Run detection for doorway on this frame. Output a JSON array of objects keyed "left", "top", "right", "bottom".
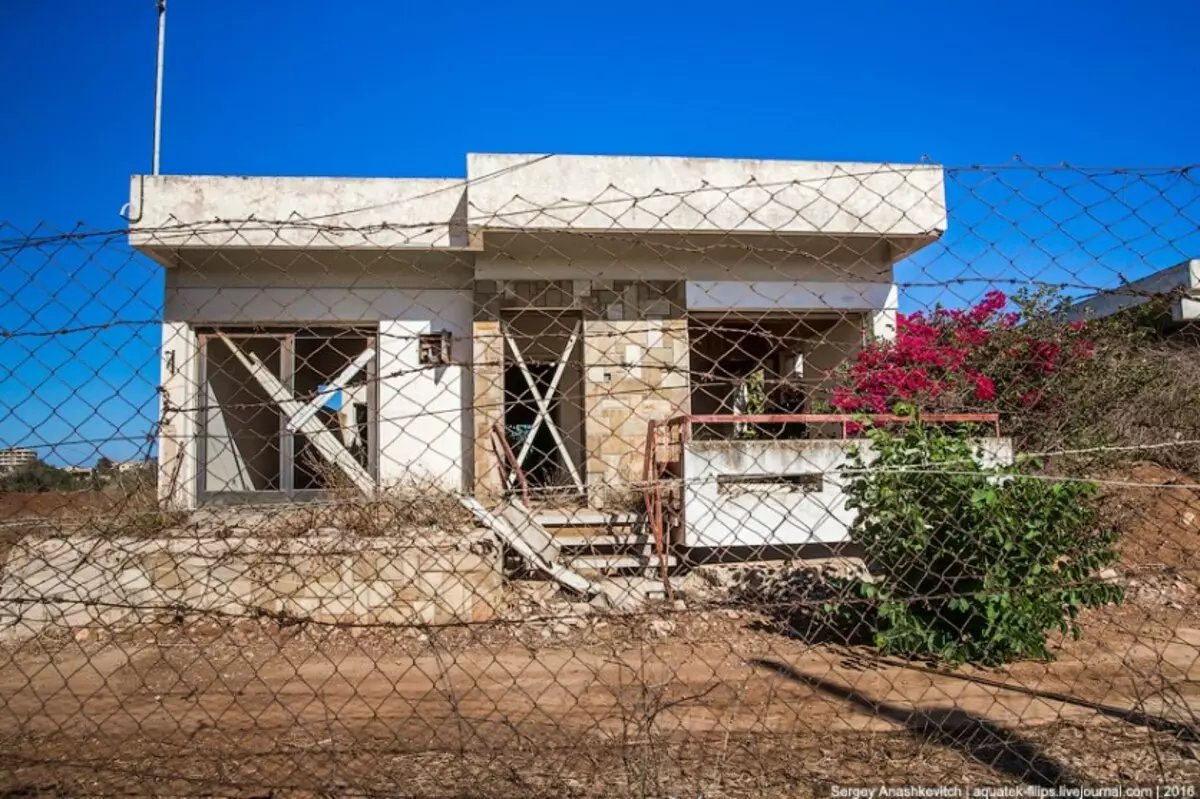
[{"left": 500, "top": 311, "right": 586, "bottom": 496}]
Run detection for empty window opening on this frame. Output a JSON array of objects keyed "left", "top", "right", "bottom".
[
  {"left": 198, "top": 326, "right": 377, "bottom": 502},
  {"left": 292, "top": 330, "right": 375, "bottom": 491},
  {"left": 688, "top": 315, "right": 860, "bottom": 440},
  {"left": 202, "top": 335, "right": 285, "bottom": 493}
]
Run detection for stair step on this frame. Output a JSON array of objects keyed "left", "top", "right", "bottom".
[
  {"left": 534, "top": 511, "right": 639, "bottom": 528},
  {"left": 552, "top": 534, "right": 653, "bottom": 549},
  {"left": 568, "top": 554, "right": 678, "bottom": 571}
]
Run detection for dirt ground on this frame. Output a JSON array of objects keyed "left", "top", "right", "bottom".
[
  {"left": 2, "top": 464, "right": 1200, "bottom": 796},
  {"left": 3, "top": 590, "right": 1200, "bottom": 798},
  {"left": 1100, "top": 463, "right": 1200, "bottom": 570}
]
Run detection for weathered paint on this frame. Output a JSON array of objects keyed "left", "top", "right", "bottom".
[{"left": 681, "top": 438, "right": 1014, "bottom": 548}]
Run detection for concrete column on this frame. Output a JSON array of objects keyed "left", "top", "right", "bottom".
[
  {"left": 159, "top": 322, "right": 198, "bottom": 509},
  {"left": 583, "top": 319, "right": 689, "bottom": 507},
  {"left": 472, "top": 321, "right": 505, "bottom": 500},
  {"left": 377, "top": 320, "right": 467, "bottom": 491}
]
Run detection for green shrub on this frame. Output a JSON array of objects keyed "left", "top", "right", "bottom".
[
  {"left": 839, "top": 417, "right": 1123, "bottom": 665},
  {"left": 0, "top": 461, "right": 84, "bottom": 493}
]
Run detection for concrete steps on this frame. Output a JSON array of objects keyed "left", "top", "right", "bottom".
[
  {"left": 534, "top": 509, "right": 675, "bottom": 577},
  {"left": 548, "top": 533, "right": 650, "bottom": 549},
  {"left": 568, "top": 553, "right": 678, "bottom": 575},
  {"left": 533, "top": 511, "right": 639, "bottom": 528}
]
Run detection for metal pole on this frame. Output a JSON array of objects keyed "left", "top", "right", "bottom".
[{"left": 152, "top": 0, "right": 167, "bottom": 175}]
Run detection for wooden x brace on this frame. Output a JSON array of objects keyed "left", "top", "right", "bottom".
[
  {"left": 503, "top": 321, "right": 585, "bottom": 492},
  {"left": 287, "top": 347, "right": 376, "bottom": 433},
  {"left": 216, "top": 333, "right": 375, "bottom": 494}
]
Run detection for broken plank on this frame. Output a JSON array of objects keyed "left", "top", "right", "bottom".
[
  {"left": 288, "top": 347, "right": 376, "bottom": 432},
  {"left": 458, "top": 495, "right": 598, "bottom": 597}
]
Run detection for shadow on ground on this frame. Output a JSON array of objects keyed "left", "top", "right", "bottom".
[
  {"left": 876, "top": 654, "right": 1200, "bottom": 744},
  {"left": 750, "top": 657, "right": 1077, "bottom": 787}
]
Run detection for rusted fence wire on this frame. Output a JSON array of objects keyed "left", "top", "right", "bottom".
[{"left": 1, "top": 160, "right": 1200, "bottom": 796}]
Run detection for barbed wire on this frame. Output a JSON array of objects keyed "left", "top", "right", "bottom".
[{"left": 3, "top": 163, "right": 1200, "bottom": 795}]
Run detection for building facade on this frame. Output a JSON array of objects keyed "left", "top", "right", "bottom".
[
  {"left": 128, "top": 153, "right": 948, "bottom": 514},
  {"left": 0, "top": 448, "right": 37, "bottom": 473}
]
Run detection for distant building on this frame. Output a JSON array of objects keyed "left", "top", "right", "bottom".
[
  {"left": 1066, "top": 258, "right": 1200, "bottom": 329},
  {"left": 65, "top": 466, "right": 93, "bottom": 477},
  {"left": 0, "top": 448, "right": 37, "bottom": 473}
]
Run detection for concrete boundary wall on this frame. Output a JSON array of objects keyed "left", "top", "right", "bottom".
[{"left": 682, "top": 438, "right": 1014, "bottom": 548}]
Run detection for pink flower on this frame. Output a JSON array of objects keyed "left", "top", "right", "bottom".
[
  {"left": 1072, "top": 339, "right": 1096, "bottom": 359},
  {"left": 969, "top": 373, "right": 996, "bottom": 402},
  {"left": 832, "top": 290, "right": 1084, "bottom": 416},
  {"left": 1019, "top": 390, "right": 1043, "bottom": 409}
]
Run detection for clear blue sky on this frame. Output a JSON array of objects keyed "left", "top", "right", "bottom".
[{"left": 0, "top": 0, "right": 1197, "bottom": 466}]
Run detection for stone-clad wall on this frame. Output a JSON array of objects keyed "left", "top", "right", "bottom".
[
  {"left": 0, "top": 534, "right": 502, "bottom": 642},
  {"left": 472, "top": 320, "right": 506, "bottom": 500},
  {"left": 584, "top": 319, "right": 689, "bottom": 503},
  {"left": 472, "top": 279, "right": 682, "bottom": 323},
  {"left": 471, "top": 280, "right": 690, "bottom": 504}
]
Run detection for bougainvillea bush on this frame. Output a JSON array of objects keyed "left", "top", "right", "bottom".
[
  {"left": 831, "top": 289, "right": 1097, "bottom": 414},
  {"left": 826, "top": 287, "right": 1200, "bottom": 473},
  {"left": 827, "top": 289, "right": 1150, "bottom": 455}
]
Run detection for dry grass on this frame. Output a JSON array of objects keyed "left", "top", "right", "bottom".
[
  {"left": 263, "top": 474, "right": 475, "bottom": 538},
  {"left": 1040, "top": 342, "right": 1200, "bottom": 478},
  {"left": 0, "top": 481, "right": 189, "bottom": 552}
]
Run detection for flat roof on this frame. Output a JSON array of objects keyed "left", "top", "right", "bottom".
[
  {"left": 1065, "top": 258, "right": 1200, "bottom": 324},
  {"left": 128, "top": 152, "right": 947, "bottom": 253}
]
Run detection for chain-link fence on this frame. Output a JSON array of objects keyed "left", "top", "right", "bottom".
[{"left": 2, "top": 159, "right": 1200, "bottom": 795}]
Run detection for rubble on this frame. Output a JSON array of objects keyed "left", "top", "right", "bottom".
[{"left": 647, "top": 619, "right": 676, "bottom": 638}]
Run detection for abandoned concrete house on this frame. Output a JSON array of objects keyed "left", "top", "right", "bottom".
[{"left": 129, "top": 152, "right": 1008, "bottom": 562}]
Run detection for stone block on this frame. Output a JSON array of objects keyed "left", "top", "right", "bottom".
[
  {"left": 392, "top": 582, "right": 426, "bottom": 603},
  {"left": 431, "top": 577, "right": 472, "bottom": 625},
  {"left": 377, "top": 552, "right": 420, "bottom": 584},
  {"left": 437, "top": 551, "right": 490, "bottom": 574},
  {"left": 348, "top": 554, "right": 381, "bottom": 583},
  {"left": 0, "top": 534, "right": 504, "bottom": 642}
]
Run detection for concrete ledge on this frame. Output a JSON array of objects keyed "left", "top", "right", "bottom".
[
  {"left": 467, "top": 153, "right": 947, "bottom": 238},
  {"left": 0, "top": 535, "right": 502, "bottom": 642},
  {"left": 128, "top": 175, "right": 469, "bottom": 251},
  {"left": 682, "top": 437, "right": 1014, "bottom": 549}
]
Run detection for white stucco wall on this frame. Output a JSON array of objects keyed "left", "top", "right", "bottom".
[
  {"left": 377, "top": 318, "right": 472, "bottom": 490},
  {"left": 159, "top": 262, "right": 473, "bottom": 508},
  {"left": 159, "top": 322, "right": 198, "bottom": 509},
  {"left": 681, "top": 438, "right": 1014, "bottom": 549},
  {"left": 871, "top": 284, "right": 900, "bottom": 339},
  {"left": 685, "top": 280, "right": 895, "bottom": 313}
]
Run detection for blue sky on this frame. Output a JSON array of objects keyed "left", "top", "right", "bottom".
[{"left": 0, "top": 0, "right": 1197, "bottom": 466}]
